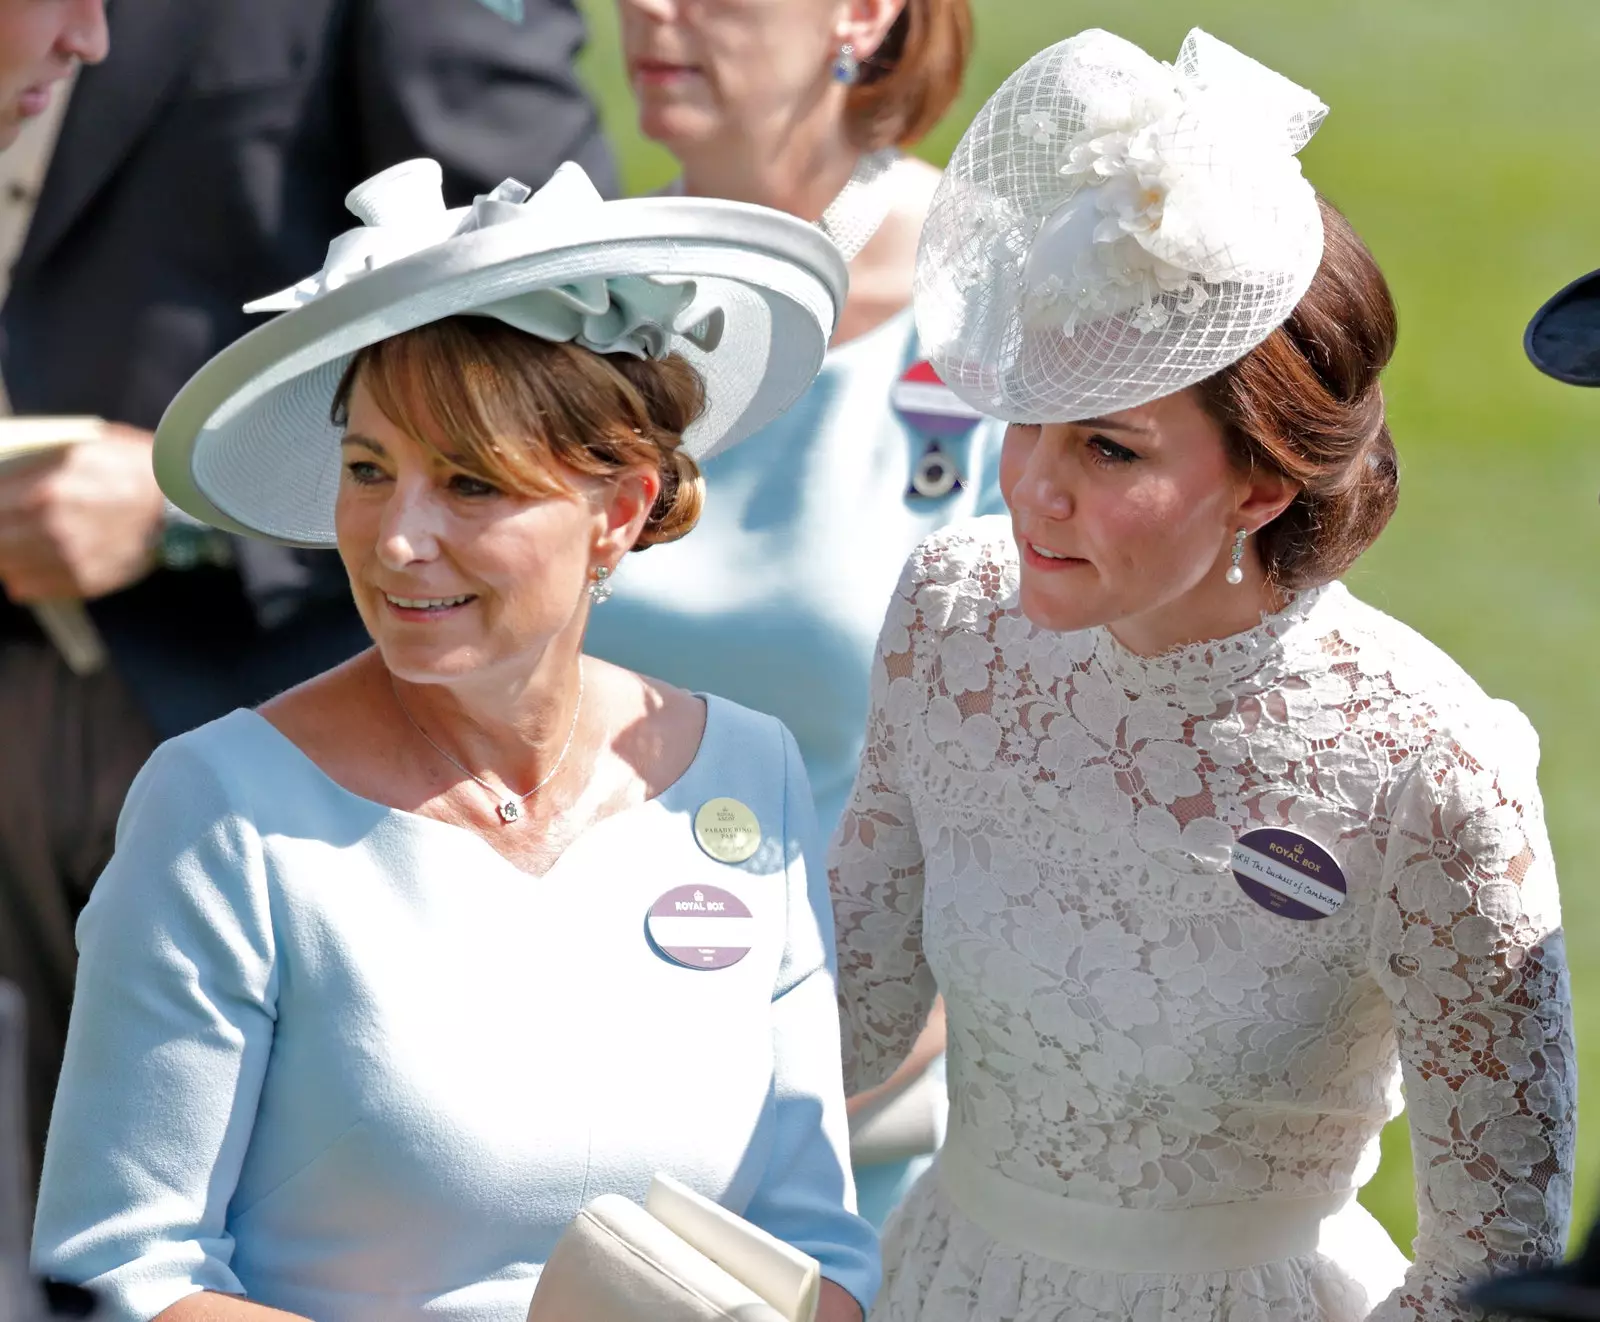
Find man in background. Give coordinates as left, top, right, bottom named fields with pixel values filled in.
left=0, top=4, right=105, bottom=1311
left=0, top=0, right=103, bottom=153
left=0, top=0, right=615, bottom=1175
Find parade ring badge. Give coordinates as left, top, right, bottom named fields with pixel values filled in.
left=693, top=798, right=761, bottom=865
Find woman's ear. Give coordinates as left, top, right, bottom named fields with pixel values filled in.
left=836, top=0, right=906, bottom=63
left=592, top=464, right=663, bottom=563
left=1236, top=467, right=1299, bottom=536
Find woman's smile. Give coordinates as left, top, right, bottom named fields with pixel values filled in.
left=381, top=591, right=480, bottom=621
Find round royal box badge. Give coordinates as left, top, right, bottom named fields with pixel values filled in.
left=1229, top=829, right=1347, bottom=921
left=646, top=884, right=756, bottom=970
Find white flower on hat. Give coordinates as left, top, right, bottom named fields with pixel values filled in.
left=915, top=27, right=1330, bottom=422
left=1024, top=55, right=1316, bottom=338
left=1017, top=111, right=1058, bottom=144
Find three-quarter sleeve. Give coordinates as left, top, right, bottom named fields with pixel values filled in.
left=829, top=552, right=936, bottom=1097
left=33, top=739, right=278, bottom=1322
left=1366, top=708, right=1575, bottom=1322
left=742, top=725, right=881, bottom=1312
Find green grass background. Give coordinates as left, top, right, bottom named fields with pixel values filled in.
left=573, top=0, right=1600, bottom=1252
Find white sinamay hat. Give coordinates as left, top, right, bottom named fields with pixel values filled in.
left=154, top=160, right=846, bottom=546
left=914, top=28, right=1329, bottom=422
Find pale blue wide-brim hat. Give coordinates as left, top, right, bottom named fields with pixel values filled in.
left=154, top=159, right=847, bottom=547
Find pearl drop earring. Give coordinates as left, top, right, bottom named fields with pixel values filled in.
left=1226, top=529, right=1247, bottom=585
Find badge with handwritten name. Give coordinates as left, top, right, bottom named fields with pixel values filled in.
left=1230, top=829, right=1347, bottom=921
left=647, top=885, right=756, bottom=970
left=694, top=798, right=761, bottom=865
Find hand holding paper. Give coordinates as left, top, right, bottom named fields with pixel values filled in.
left=0, top=419, right=166, bottom=601
left=0, top=418, right=165, bottom=675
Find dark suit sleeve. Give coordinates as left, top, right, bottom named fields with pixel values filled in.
left=351, top=0, right=619, bottom=202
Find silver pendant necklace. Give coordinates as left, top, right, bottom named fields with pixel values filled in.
left=392, top=664, right=586, bottom=825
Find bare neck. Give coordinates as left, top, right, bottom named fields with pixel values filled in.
left=676, top=123, right=863, bottom=222
left=1107, top=554, right=1288, bottom=658
left=386, top=646, right=587, bottom=795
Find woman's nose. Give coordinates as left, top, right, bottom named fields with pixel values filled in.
left=616, top=0, right=676, bottom=21
left=376, top=486, right=444, bottom=568
left=1017, top=440, right=1075, bottom=520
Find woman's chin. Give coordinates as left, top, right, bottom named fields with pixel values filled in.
left=636, top=101, right=722, bottom=153
left=375, top=640, right=485, bottom=686
left=1017, top=578, right=1106, bottom=636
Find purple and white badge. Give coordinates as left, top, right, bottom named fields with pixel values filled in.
left=1230, top=829, right=1347, bottom=921
left=646, top=885, right=757, bottom=970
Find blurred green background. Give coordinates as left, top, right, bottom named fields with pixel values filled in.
left=574, top=0, right=1600, bottom=1252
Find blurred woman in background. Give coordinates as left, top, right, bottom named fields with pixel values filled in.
left=594, top=0, right=996, bottom=1224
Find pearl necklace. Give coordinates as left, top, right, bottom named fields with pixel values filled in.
left=666, top=147, right=907, bottom=262
left=815, top=147, right=906, bottom=261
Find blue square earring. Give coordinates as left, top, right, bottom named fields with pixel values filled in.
left=832, top=43, right=861, bottom=85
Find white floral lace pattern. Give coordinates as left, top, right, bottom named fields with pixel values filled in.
left=830, top=518, right=1573, bottom=1322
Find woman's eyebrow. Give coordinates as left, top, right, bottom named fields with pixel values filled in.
left=1074, top=415, right=1154, bottom=435
left=339, top=432, right=388, bottom=456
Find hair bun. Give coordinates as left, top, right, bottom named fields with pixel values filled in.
left=1198, top=197, right=1399, bottom=590
left=636, top=444, right=705, bottom=550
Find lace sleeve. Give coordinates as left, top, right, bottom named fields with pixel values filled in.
left=829, top=551, right=938, bottom=1097
left=1367, top=711, right=1575, bottom=1322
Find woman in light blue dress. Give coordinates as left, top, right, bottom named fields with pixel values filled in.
left=32, top=161, right=876, bottom=1322
left=600, top=0, right=998, bottom=1224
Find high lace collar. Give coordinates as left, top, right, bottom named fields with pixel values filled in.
left=1088, top=582, right=1342, bottom=703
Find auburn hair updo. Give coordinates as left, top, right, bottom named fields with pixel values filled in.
left=331, top=316, right=707, bottom=551
left=1197, top=197, right=1400, bottom=591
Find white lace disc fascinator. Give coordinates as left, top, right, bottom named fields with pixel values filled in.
left=914, top=28, right=1329, bottom=422
left=154, top=159, right=846, bottom=546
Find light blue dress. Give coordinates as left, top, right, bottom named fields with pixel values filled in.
left=32, top=698, right=878, bottom=1322
left=585, top=307, right=1007, bottom=1225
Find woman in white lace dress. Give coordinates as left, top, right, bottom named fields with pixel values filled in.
left=830, top=28, right=1575, bottom=1322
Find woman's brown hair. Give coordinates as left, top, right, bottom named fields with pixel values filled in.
left=330, top=316, right=707, bottom=551
left=847, top=0, right=973, bottom=150
left=1196, top=197, right=1400, bottom=591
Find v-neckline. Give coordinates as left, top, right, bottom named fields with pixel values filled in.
left=236, top=696, right=720, bottom=886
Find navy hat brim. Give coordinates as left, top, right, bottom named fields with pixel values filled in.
left=1526, top=268, right=1600, bottom=386
left=1468, top=1265, right=1600, bottom=1321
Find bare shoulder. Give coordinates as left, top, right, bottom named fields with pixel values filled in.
left=891, top=156, right=944, bottom=210
left=834, top=160, right=945, bottom=344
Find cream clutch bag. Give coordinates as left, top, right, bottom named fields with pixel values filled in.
left=526, top=1174, right=821, bottom=1322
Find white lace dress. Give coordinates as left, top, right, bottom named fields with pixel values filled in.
left=830, top=519, right=1574, bottom=1322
